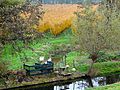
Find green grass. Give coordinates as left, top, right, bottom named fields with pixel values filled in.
left=66, top=51, right=120, bottom=75
left=87, top=82, right=120, bottom=90
left=1, top=28, right=120, bottom=76
left=78, top=61, right=120, bottom=76
left=2, top=29, right=72, bottom=70
left=65, top=50, right=120, bottom=75
left=93, top=62, right=120, bottom=76
left=1, top=28, right=120, bottom=90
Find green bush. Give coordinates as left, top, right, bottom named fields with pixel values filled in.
left=92, top=51, right=120, bottom=63
left=96, top=51, right=110, bottom=62
left=78, top=61, right=120, bottom=76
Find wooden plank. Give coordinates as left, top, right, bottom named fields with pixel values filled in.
left=24, top=62, right=54, bottom=76
left=59, top=73, right=72, bottom=76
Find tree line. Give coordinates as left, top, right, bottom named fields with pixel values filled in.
left=41, top=0, right=101, bottom=4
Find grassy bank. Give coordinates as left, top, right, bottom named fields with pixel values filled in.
left=79, top=61, right=120, bottom=76
left=66, top=51, right=120, bottom=76
left=2, top=29, right=72, bottom=70
left=87, top=82, right=120, bottom=90
left=2, top=29, right=120, bottom=76
left=0, top=73, right=85, bottom=90
left=1, top=29, right=120, bottom=90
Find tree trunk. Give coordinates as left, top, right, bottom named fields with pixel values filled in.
left=87, top=75, right=94, bottom=87
left=87, top=53, right=98, bottom=76
left=87, top=60, right=94, bottom=76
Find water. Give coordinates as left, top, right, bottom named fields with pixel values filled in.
left=54, top=75, right=120, bottom=90
left=23, top=74, right=120, bottom=90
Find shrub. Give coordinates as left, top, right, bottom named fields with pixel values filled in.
left=95, top=51, right=120, bottom=62
left=95, top=51, right=111, bottom=62
left=0, top=0, right=43, bottom=43
left=50, top=18, right=72, bottom=35
left=37, top=21, right=50, bottom=33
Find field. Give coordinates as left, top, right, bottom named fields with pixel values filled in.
left=37, top=4, right=98, bottom=35
left=37, top=4, right=77, bottom=35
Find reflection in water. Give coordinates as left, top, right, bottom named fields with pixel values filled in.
left=26, top=74, right=120, bottom=90
left=106, top=74, right=120, bottom=84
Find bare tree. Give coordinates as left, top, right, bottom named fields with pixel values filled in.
left=73, top=0, right=120, bottom=75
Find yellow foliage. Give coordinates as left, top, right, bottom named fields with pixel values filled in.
left=19, top=4, right=99, bottom=35
left=50, top=18, right=72, bottom=35
left=35, top=4, right=77, bottom=35
left=71, top=24, right=77, bottom=34
left=36, top=17, right=73, bottom=35
left=37, top=22, right=50, bottom=33
left=19, top=12, right=31, bottom=19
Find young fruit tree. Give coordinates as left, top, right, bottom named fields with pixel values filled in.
left=73, top=0, right=120, bottom=75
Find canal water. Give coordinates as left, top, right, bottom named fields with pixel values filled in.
left=26, top=74, right=120, bottom=90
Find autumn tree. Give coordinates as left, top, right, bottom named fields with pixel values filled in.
left=0, top=0, right=44, bottom=64
left=73, top=0, right=120, bottom=74
left=0, top=0, right=44, bottom=44
left=0, top=0, right=43, bottom=85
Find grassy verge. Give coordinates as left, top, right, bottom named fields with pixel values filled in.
left=78, top=61, right=120, bottom=76
left=1, top=28, right=120, bottom=90
left=87, top=82, right=120, bottom=90
left=2, top=29, right=72, bottom=70
left=66, top=52, right=120, bottom=76
left=2, top=28, right=120, bottom=76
